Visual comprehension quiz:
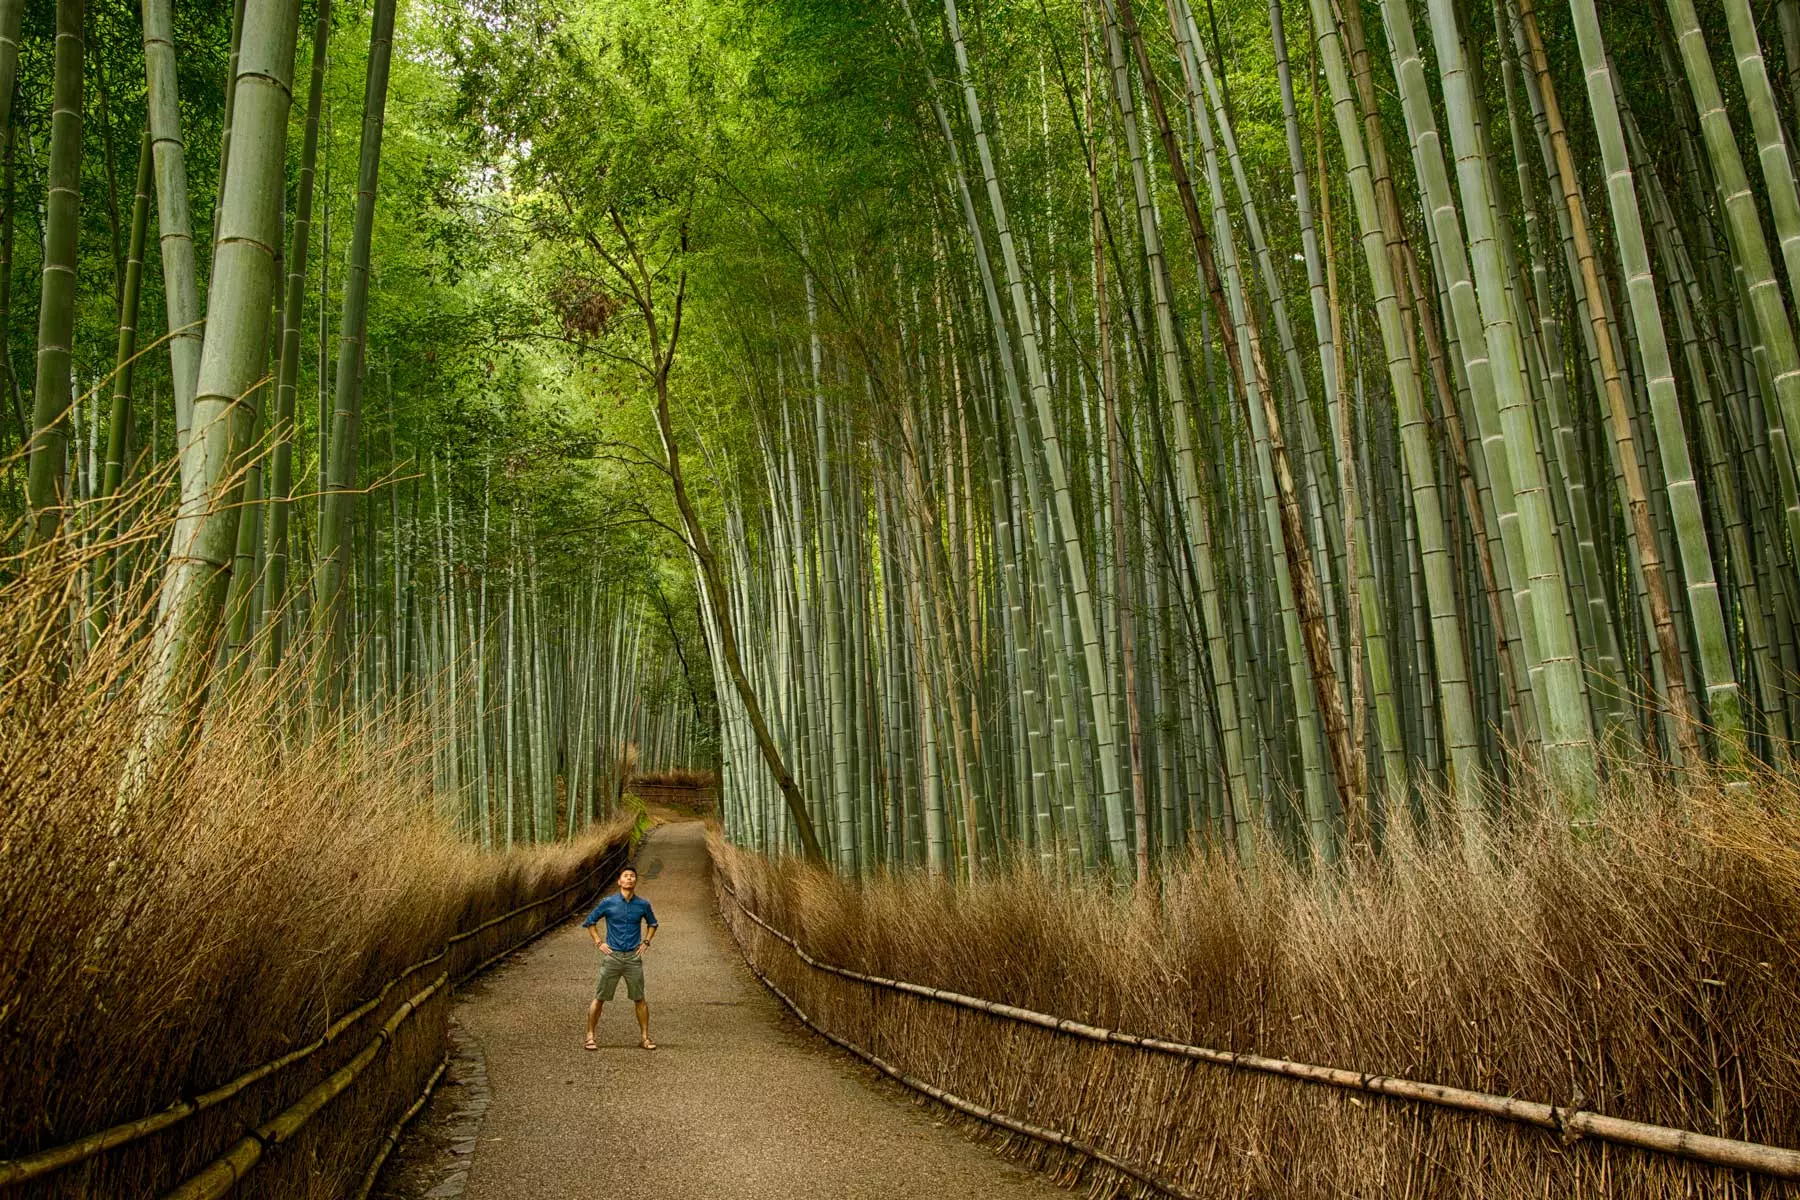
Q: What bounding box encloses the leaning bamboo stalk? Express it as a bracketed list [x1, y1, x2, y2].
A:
[132, 0, 304, 768]
[1513, 0, 1705, 769]
[1159, 0, 1337, 850]
[1664, 0, 1800, 550]
[1422, 0, 1598, 800]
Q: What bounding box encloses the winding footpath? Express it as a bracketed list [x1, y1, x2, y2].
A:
[395, 820, 1062, 1199]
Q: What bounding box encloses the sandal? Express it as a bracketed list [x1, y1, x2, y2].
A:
[584, 1036, 597, 1051]
[640, 1037, 658, 1051]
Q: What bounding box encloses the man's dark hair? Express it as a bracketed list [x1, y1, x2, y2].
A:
[619, 866, 637, 879]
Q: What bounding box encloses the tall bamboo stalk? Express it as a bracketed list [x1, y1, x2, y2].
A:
[25, 0, 83, 549]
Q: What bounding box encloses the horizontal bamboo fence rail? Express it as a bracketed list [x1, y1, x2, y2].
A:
[0, 834, 636, 1197]
[716, 877, 1800, 1185]
[728, 925, 1206, 1199]
[351, 1056, 452, 1200]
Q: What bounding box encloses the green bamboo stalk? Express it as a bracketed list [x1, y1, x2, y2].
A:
[100, 130, 153, 509]
[25, 0, 83, 549]
[1666, 0, 1800, 551]
[135, 0, 304, 750]
[262, 0, 332, 678]
[1309, 0, 1483, 856]
[1563, 0, 1742, 763]
[1161, 0, 1337, 851]
[141, 0, 202, 451]
[0, 0, 21, 446]
[1422, 0, 1596, 802]
[315, 0, 398, 707]
[940, 0, 1127, 874]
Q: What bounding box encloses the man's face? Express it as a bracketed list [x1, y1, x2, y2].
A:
[619, 870, 637, 893]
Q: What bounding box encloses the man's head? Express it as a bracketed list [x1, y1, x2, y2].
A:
[618, 867, 638, 895]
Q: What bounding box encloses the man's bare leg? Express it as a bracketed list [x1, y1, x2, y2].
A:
[635, 1000, 655, 1049]
[586, 999, 603, 1049]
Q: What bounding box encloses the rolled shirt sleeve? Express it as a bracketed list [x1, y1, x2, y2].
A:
[581, 896, 613, 928]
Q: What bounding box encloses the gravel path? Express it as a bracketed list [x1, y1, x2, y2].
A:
[449, 820, 1064, 1199]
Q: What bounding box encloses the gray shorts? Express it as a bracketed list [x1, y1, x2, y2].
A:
[595, 950, 645, 1001]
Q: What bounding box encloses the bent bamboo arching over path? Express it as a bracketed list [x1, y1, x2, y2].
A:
[6, 0, 1800, 1196]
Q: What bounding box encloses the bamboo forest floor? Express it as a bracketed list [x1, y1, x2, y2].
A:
[374, 821, 1064, 1199]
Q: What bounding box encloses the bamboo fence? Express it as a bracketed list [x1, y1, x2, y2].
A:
[715, 874, 1800, 1194]
[0, 834, 636, 1199]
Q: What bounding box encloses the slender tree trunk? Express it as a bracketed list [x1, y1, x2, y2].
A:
[661, 377, 826, 861]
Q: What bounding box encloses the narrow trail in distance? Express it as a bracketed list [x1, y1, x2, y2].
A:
[432, 820, 1063, 1199]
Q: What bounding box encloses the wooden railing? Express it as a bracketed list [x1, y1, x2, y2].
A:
[1, 835, 634, 1199]
[716, 875, 1800, 1195]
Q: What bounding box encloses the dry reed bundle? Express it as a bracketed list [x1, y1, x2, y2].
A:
[631, 767, 716, 790]
[0, 522, 633, 1197]
[715, 779, 1800, 1198]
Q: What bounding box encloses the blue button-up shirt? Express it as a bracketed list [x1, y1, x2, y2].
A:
[582, 892, 658, 951]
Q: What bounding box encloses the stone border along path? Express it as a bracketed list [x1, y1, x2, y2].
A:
[374, 820, 1066, 1200]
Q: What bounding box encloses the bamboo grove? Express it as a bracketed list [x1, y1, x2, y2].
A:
[695, 0, 1800, 879]
[11, 0, 1800, 879]
[0, 0, 700, 845]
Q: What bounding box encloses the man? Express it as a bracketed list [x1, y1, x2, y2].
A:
[582, 866, 659, 1050]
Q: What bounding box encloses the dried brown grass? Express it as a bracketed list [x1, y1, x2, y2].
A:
[631, 766, 716, 790]
[0, 522, 632, 1196]
[716, 776, 1800, 1197]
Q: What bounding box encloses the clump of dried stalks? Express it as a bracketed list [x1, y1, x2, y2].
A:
[0, 517, 629, 1195]
[717, 776, 1800, 1197]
